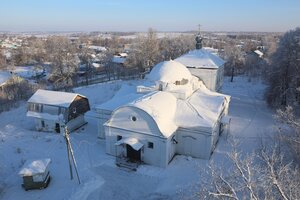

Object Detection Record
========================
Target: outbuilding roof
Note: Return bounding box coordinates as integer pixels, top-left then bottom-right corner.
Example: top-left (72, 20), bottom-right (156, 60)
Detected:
top-left (28, 89), bottom-right (87, 108)
top-left (19, 158), bottom-right (51, 176)
top-left (175, 49), bottom-right (225, 69)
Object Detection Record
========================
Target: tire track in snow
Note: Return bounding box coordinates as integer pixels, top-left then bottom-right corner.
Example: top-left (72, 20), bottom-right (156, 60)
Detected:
top-left (68, 176), bottom-right (104, 200)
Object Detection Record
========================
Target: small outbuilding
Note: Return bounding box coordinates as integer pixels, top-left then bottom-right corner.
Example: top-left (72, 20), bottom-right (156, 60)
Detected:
top-left (19, 158), bottom-right (51, 191)
top-left (27, 89), bottom-right (90, 133)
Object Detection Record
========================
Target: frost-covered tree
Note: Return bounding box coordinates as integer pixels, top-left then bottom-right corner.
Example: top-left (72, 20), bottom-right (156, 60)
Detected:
top-left (266, 27), bottom-right (300, 107)
top-left (159, 35), bottom-right (194, 60)
top-left (224, 44), bottom-right (245, 82)
top-left (125, 28), bottom-right (160, 72)
top-left (12, 46), bottom-right (33, 66)
top-left (0, 48), bottom-right (7, 70)
top-left (46, 36), bottom-right (78, 89)
top-left (78, 46), bottom-right (94, 85)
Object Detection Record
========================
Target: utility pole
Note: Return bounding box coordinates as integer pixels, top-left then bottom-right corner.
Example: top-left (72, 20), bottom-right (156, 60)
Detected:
top-left (63, 125), bottom-right (81, 184)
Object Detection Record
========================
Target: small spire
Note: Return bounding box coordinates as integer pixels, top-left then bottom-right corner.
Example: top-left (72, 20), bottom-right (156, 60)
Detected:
top-left (195, 24), bottom-right (203, 49)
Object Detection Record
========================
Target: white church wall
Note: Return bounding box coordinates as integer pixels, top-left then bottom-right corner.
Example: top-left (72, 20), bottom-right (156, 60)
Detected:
top-left (188, 68), bottom-right (217, 91)
top-left (176, 128), bottom-right (213, 159)
top-left (105, 126), bottom-right (169, 167)
top-left (166, 135), bottom-right (177, 164)
top-left (215, 65), bottom-right (224, 91)
top-left (96, 109), bottom-right (112, 138)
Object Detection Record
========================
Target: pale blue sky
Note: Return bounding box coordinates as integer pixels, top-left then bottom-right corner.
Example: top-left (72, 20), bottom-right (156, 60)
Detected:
top-left (0, 0), bottom-right (299, 32)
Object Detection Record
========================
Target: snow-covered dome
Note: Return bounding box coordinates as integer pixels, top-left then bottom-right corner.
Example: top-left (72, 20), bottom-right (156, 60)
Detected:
top-left (147, 60), bottom-right (192, 84)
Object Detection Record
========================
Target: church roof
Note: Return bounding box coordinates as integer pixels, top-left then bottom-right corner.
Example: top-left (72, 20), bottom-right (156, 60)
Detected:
top-left (175, 49), bottom-right (225, 69)
top-left (146, 60), bottom-right (192, 83)
top-left (131, 91), bottom-right (178, 137)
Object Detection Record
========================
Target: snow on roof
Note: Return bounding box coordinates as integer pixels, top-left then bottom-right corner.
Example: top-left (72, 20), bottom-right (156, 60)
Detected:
top-left (146, 60), bottom-right (192, 83)
top-left (13, 66), bottom-right (44, 79)
top-left (203, 47), bottom-right (219, 55)
top-left (175, 49), bottom-right (225, 69)
top-left (28, 89), bottom-right (86, 108)
top-left (175, 99), bottom-right (211, 128)
top-left (115, 137), bottom-right (143, 151)
top-left (0, 71), bottom-right (12, 86)
top-left (96, 84), bottom-right (145, 111)
top-left (88, 46), bottom-right (107, 52)
top-left (92, 63), bottom-right (102, 68)
top-left (112, 56), bottom-right (126, 64)
top-left (175, 82), bottom-right (229, 128)
top-left (254, 50), bottom-right (263, 57)
top-left (19, 158), bottom-right (51, 176)
top-left (117, 53), bottom-right (128, 57)
top-left (131, 91), bottom-right (178, 137)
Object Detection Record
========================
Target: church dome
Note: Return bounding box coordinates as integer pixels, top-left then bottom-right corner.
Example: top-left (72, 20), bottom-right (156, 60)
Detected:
top-left (146, 60), bottom-right (192, 84)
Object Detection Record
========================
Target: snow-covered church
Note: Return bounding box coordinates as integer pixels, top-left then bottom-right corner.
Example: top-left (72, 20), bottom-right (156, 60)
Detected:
top-left (96, 34), bottom-right (230, 168)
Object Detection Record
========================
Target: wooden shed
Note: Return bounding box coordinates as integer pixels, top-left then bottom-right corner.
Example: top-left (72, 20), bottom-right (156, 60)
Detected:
top-left (19, 159), bottom-right (51, 191)
top-left (27, 89), bottom-right (90, 133)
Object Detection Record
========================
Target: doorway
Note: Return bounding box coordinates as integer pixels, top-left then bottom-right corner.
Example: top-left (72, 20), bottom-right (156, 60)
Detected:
top-left (55, 123), bottom-right (60, 133)
top-left (126, 144), bottom-right (141, 161)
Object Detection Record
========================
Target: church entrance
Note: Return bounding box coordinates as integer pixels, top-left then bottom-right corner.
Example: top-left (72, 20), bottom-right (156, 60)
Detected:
top-left (126, 144), bottom-right (141, 162)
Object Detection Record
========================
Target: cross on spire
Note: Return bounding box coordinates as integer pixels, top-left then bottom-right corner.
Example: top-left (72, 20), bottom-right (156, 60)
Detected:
top-left (195, 24), bottom-right (203, 49)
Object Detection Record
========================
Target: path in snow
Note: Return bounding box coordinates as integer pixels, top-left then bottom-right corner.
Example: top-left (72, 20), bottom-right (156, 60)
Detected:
top-left (222, 77), bottom-right (277, 143)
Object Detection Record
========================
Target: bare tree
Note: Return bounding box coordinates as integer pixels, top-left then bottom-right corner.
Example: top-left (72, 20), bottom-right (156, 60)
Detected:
top-left (276, 106), bottom-right (300, 163)
top-left (196, 139), bottom-right (300, 200)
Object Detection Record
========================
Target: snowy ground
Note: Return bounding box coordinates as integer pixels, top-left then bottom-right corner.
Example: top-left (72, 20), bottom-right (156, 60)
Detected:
top-left (0, 76), bottom-right (278, 200)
